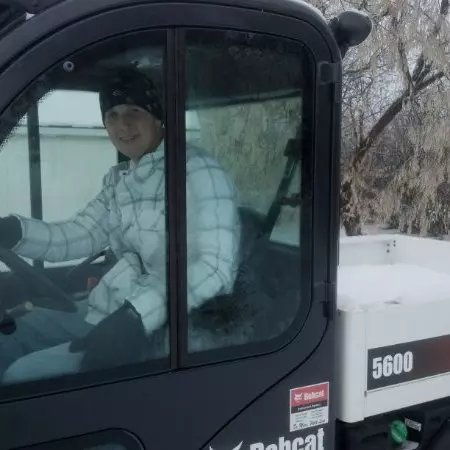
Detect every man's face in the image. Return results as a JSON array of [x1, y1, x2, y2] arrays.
[[104, 104, 162, 162]]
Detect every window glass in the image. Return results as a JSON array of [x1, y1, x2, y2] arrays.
[[0, 114, 32, 273], [184, 29, 310, 354], [0, 126, 31, 219], [33, 90, 116, 270], [38, 90, 116, 222], [0, 30, 171, 388]]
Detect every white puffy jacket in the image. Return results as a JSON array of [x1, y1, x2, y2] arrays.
[[13, 142, 241, 334]]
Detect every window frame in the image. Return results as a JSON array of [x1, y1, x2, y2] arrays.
[[181, 26, 316, 367], [0, 2, 336, 402]]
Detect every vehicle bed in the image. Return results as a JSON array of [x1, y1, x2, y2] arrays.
[[336, 234, 450, 424]]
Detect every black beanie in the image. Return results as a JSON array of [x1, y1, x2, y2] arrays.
[[99, 67, 164, 123]]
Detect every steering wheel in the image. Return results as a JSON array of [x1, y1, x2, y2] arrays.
[[0, 247, 77, 313]]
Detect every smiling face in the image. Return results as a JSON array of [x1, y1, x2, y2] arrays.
[[104, 104, 163, 163]]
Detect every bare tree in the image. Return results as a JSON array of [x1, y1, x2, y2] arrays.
[[372, 80, 450, 237], [333, 0, 450, 235]]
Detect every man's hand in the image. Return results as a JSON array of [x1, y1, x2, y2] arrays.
[[0, 301, 34, 335], [0, 216, 22, 249], [69, 301, 151, 371], [0, 312, 16, 335]]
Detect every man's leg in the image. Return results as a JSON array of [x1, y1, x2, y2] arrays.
[[0, 299, 93, 381], [2, 342, 86, 384]]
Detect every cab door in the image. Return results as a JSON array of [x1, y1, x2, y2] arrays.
[[0, 1, 340, 449]]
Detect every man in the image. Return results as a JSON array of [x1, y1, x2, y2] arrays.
[[0, 67, 241, 383]]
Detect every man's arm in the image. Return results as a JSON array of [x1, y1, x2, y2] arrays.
[[122, 150, 240, 333], [11, 173, 113, 262], [185, 151, 240, 310], [70, 152, 240, 369]]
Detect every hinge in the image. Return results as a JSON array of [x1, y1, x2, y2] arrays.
[[316, 281, 336, 320], [318, 61, 341, 85], [318, 61, 342, 104]]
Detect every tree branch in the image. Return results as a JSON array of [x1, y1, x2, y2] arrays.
[[344, 61, 372, 76], [349, 0, 450, 169], [416, 70, 446, 91], [412, 54, 425, 81], [411, 0, 449, 84], [352, 71, 446, 168], [391, 11, 413, 89]]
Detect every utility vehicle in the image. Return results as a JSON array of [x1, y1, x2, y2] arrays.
[[1, 1, 446, 450]]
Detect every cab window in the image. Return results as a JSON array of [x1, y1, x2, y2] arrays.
[[184, 29, 310, 356], [32, 90, 115, 270], [0, 30, 171, 390], [38, 90, 116, 223], [0, 26, 312, 393]]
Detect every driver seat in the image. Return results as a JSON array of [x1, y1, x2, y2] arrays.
[[187, 205, 274, 351], [80, 206, 273, 357]]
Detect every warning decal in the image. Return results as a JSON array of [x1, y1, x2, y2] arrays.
[[289, 382, 329, 432]]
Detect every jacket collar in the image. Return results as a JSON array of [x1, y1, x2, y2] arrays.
[[129, 140, 165, 171]]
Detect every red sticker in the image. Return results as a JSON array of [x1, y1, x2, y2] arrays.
[[291, 383, 329, 408], [289, 382, 329, 432]]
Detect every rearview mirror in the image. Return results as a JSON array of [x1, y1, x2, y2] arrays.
[[329, 10, 372, 57]]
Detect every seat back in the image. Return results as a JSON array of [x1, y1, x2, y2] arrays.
[[153, 205, 302, 354], [188, 206, 271, 348], [237, 206, 266, 262]]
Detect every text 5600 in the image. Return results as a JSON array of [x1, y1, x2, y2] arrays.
[[372, 352, 413, 379]]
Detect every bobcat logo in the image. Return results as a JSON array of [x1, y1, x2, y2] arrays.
[[209, 442, 243, 450]]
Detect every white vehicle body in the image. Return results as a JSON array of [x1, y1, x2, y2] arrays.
[[336, 234, 450, 425]]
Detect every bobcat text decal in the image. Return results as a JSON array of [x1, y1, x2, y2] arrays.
[[209, 427, 325, 450]]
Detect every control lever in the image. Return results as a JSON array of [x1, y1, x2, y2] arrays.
[[0, 301, 33, 335]]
